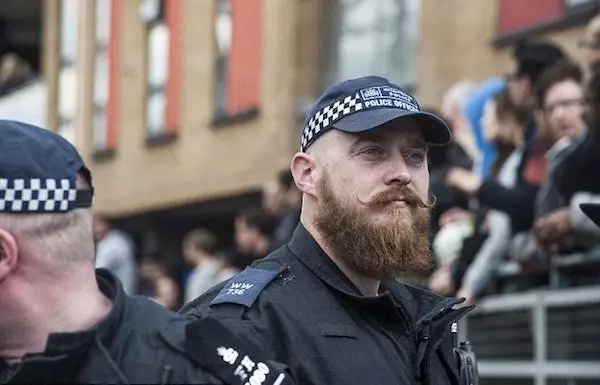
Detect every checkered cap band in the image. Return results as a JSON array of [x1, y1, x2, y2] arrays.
[[0, 178, 77, 213], [301, 93, 363, 151]]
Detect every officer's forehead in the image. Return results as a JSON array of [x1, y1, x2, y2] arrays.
[[327, 121, 427, 149]]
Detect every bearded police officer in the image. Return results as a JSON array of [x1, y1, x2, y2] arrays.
[[181, 76, 479, 385], [0, 120, 294, 385]]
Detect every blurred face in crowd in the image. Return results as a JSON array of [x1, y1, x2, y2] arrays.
[[234, 217, 259, 254], [183, 242, 204, 266], [580, 16, 600, 78], [542, 79, 585, 141], [507, 64, 532, 108], [481, 99, 522, 146], [92, 216, 110, 243], [481, 100, 499, 142], [296, 120, 433, 280], [508, 75, 532, 108], [140, 259, 163, 281], [262, 180, 285, 216]]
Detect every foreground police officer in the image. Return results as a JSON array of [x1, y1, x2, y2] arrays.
[[0, 120, 294, 385], [182, 76, 479, 385]]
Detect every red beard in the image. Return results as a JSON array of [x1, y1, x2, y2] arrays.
[[314, 174, 432, 280]]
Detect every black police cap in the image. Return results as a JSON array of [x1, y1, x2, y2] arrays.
[[0, 120, 93, 214], [300, 75, 451, 152]]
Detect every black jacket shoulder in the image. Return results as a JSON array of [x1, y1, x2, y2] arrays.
[[4, 270, 222, 384], [179, 236, 473, 385], [75, 275, 222, 384]]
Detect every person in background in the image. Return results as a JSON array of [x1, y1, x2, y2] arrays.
[[272, 170, 302, 247], [537, 62, 600, 257], [136, 255, 181, 310], [427, 80, 507, 295], [440, 80, 479, 161], [462, 77, 507, 178], [182, 228, 237, 304], [138, 256, 164, 297], [425, 107, 473, 238], [262, 177, 287, 218], [510, 60, 589, 268], [507, 41, 567, 114], [93, 215, 138, 294], [579, 14, 600, 80], [452, 87, 531, 304], [152, 269, 180, 310], [445, 42, 567, 238], [234, 206, 277, 262], [431, 88, 529, 299]]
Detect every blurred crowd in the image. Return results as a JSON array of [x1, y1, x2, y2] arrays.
[[92, 169, 301, 310], [425, 15, 600, 306]]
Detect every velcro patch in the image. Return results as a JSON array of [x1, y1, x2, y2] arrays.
[[185, 317, 294, 385], [210, 267, 282, 308]]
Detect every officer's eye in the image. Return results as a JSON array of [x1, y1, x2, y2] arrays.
[[361, 147, 384, 158], [404, 150, 427, 165]]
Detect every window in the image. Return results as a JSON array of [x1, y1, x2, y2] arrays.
[[58, 0, 79, 144], [323, 0, 420, 89], [141, 0, 181, 139], [59, 0, 78, 66], [214, 0, 231, 116], [213, 0, 262, 120], [142, 0, 169, 136], [92, 0, 111, 151]]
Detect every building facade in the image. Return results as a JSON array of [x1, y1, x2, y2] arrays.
[[29, 0, 598, 253]]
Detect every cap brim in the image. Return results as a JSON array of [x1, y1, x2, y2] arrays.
[[332, 108, 451, 145], [580, 203, 600, 227]]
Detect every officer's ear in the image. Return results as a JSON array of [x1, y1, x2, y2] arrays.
[[290, 151, 318, 198], [0, 229, 18, 282]]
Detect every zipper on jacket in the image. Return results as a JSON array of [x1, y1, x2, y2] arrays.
[[412, 297, 469, 383], [160, 365, 173, 385]]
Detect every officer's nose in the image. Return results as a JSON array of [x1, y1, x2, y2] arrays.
[[382, 152, 411, 187]]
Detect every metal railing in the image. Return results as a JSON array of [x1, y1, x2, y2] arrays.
[[462, 285, 600, 385]]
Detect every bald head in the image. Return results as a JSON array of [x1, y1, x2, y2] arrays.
[[441, 80, 476, 122]]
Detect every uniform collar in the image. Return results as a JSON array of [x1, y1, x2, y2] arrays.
[[287, 223, 419, 316], [44, 269, 124, 353]]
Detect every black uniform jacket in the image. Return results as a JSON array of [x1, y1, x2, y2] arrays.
[[0, 269, 292, 384], [181, 224, 474, 385]]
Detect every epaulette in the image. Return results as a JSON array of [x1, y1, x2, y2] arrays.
[[209, 266, 286, 308], [185, 316, 295, 385]]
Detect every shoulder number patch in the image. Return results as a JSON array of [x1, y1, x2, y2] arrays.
[[210, 267, 282, 308]]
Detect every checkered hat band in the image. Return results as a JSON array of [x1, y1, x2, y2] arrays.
[[300, 92, 363, 151], [0, 178, 77, 213]]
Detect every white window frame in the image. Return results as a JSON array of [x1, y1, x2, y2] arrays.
[[214, 0, 231, 116], [58, 0, 79, 144], [323, 0, 420, 90], [141, 0, 169, 136], [92, 0, 111, 151]]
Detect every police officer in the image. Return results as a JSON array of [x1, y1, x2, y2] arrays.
[[0, 120, 294, 385], [182, 76, 479, 385]]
